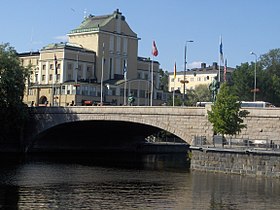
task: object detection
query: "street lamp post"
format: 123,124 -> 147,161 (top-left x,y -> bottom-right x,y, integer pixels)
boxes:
183,40 -> 194,106
250,51 -> 257,102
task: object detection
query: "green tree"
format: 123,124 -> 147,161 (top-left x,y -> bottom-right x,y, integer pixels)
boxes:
207,83 -> 249,140
259,49 -> 280,106
167,93 -> 182,106
231,62 -> 254,101
232,49 -> 280,106
188,84 -> 211,104
0,43 -> 29,141
159,69 -> 169,92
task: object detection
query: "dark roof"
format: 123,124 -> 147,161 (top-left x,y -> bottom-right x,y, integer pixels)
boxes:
17,51 -> 40,57
169,62 -> 235,75
138,56 -> 159,64
41,42 -> 95,54
69,9 -> 124,34
170,69 -> 219,76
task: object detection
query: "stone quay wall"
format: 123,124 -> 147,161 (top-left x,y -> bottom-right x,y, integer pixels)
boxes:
191,148 -> 280,178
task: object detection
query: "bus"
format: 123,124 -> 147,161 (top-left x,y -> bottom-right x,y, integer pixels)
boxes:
240,101 -> 275,108
196,101 -> 275,108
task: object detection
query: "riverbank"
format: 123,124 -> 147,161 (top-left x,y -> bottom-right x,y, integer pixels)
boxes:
190,146 -> 280,178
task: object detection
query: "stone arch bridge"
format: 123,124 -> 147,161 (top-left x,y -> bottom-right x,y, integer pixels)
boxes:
25,106 -> 280,151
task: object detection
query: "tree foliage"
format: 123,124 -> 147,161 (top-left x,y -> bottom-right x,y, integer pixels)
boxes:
232,48 -> 280,106
207,83 -> 249,137
186,84 -> 211,106
159,69 -> 169,92
0,43 -> 29,141
231,62 -> 254,101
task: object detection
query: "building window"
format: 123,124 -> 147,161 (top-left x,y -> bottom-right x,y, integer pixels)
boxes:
42,64 -> 46,70
68,63 -> 72,70
190,78 -> 194,82
50,64 -> 53,70
110,58 -> 113,79
137,73 -> 141,79
57,63 -> 61,69
89,86 -> 96,96
57,74 -> 60,81
130,89 -> 138,97
144,74 -> 148,80
111,88 -> 116,96
42,75 -> 45,81
171,78 -> 174,82
156,92 -> 162,100
139,90 -> 145,98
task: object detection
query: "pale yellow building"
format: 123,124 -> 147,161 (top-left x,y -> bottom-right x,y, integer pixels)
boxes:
21,43 -> 97,106
19,9 -> 165,106
168,62 -> 234,93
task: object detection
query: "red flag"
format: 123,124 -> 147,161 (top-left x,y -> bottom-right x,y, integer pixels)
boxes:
152,41 -> 158,57
224,59 -> 227,82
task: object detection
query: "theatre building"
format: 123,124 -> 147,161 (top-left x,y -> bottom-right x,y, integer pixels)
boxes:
19,9 -> 165,106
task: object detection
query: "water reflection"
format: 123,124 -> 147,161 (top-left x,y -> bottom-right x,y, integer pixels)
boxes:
0,154 -> 280,209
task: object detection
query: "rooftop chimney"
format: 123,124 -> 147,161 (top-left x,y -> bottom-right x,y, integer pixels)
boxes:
201,62 -> 206,69
212,62 -> 218,70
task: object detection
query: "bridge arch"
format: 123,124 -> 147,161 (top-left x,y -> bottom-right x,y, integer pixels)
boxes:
25,106 -> 280,152
26,106 -> 212,146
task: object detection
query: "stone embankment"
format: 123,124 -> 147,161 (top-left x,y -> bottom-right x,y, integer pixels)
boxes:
191,147 -> 280,178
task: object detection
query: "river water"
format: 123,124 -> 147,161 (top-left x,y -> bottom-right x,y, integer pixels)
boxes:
1,153 -> 280,210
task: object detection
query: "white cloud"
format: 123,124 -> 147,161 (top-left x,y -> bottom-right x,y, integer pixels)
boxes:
187,61 -> 203,69
53,35 -> 68,42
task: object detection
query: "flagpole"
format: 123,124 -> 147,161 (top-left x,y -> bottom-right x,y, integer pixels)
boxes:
150,57 -> 154,106
173,80 -> 175,106
218,37 -> 221,83
52,54 -> 57,106
173,62 -> 176,106
54,55 -> 57,106
100,43 -> 104,106
123,60 -> 127,105
124,77 -> 127,105
218,60 -> 221,83
151,40 -> 158,106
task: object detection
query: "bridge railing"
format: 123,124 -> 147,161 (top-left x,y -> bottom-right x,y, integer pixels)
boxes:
191,135 -> 280,151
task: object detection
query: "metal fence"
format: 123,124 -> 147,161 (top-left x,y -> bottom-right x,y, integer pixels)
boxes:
191,135 -> 280,151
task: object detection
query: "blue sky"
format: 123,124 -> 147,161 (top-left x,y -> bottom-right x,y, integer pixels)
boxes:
1,0 -> 280,72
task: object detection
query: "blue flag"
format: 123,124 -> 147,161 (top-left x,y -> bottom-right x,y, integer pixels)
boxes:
123,62 -> 127,80
219,37 -> 224,64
